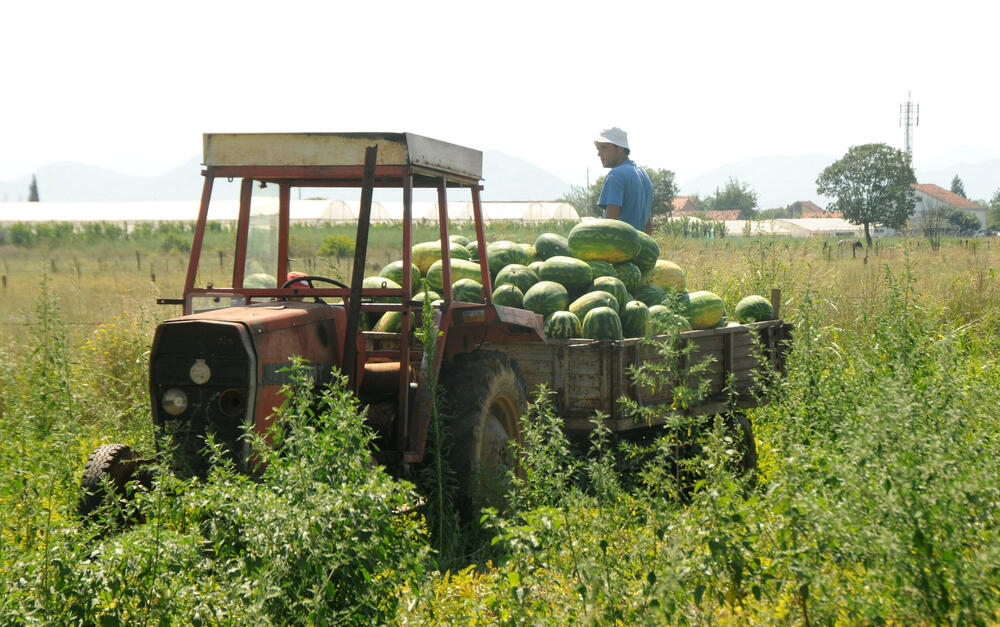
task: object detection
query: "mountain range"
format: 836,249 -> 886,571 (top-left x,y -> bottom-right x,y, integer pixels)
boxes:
2,151 -> 997,209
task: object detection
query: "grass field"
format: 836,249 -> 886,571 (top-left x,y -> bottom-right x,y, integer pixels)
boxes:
2,225 -> 999,624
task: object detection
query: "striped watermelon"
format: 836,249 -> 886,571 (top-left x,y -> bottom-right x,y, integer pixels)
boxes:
543,310 -> 583,339
613,262 -> 642,293
632,231 -> 660,273
522,281 -> 569,317
642,260 -> 685,291
492,284 -> 524,308
379,260 -> 421,293
569,290 -> 620,319
452,278 -> 484,303
426,258 -> 483,292
412,240 -> 471,275
466,240 -> 484,261
590,276 -> 630,310
620,300 -> 650,338
487,241 -> 531,276
632,284 -> 666,307
686,291 -> 725,329
648,305 -> 692,335
528,260 -> 544,275
534,232 -> 571,260
568,219 -> 641,262
735,295 -> 774,323
539,256 -> 593,295
494,264 -> 540,294
582,306 -> 624,341
373,310 -> 402,332
587,260 -> 617,279
449,234 -> 471,247
411,289 -> 441,302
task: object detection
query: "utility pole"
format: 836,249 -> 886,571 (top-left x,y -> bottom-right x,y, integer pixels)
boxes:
899,91 -> 919,160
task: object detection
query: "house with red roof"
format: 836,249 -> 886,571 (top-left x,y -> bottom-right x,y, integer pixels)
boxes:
911,183 -> 988,229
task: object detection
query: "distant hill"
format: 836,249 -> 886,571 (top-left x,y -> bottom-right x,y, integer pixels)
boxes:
0,151 -> 573,204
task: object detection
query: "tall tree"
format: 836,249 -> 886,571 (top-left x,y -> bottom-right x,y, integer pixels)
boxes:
951,174 -> 967,198
816,144 -> 916,247
644,167 -> 677,216
706,177 -> 758,218
987,188 -> 1000,231
28,174 -> 39,202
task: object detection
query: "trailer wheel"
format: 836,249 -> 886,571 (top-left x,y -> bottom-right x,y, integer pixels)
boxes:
440,351 -> 527,517
77,443 -> 142,522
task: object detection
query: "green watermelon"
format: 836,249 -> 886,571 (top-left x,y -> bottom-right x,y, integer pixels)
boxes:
539,256 -> 594,295
452,278 -> 484,303
534,232 -> 571,260
642,259 -> 685,291
587,260 -> 617,279
582,306 -> 624,341
379,260 -> 421,293
494,264 -> 540,294
613,262 -> 642,293
362,276 -> 402,300
522,281 -> 569,317
633,231 -> 660,273
373,310 -> 402,332
569,290 -> 620,319
632,284 -> 667,307
735,295 -> 774,323
528,260 -> 544,275
449,234 -> 471,247
487,241 -> 531,277
411,289 -> 441,302
590,276 -> 630,310
620,300 -> 650,338
411,240 -> 471,275
517,243 -> 536,260
426,258 -> 483,292
686,291 -> 725,329
492,284 -> 524,308
543,310 -> 583,339
568,219 -> 641,263
648,305 -> 692,335
466,240 -> 483,261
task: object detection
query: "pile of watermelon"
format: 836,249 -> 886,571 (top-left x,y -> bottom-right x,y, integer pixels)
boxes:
367,221 -> 775,340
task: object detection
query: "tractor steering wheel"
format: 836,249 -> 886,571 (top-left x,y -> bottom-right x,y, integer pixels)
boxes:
280,275 -> 349,303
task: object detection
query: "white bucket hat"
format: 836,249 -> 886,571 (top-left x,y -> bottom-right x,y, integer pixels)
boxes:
594,127 -> 629,149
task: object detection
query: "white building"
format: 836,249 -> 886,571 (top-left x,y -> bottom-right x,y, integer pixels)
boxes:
911,183 -> 988,229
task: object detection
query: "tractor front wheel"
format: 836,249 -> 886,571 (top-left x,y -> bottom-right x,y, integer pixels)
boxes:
78,443 -> 143,522
439,351 -> 527,518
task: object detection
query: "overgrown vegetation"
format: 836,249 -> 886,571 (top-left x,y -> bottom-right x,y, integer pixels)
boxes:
2,231 -> 1000,623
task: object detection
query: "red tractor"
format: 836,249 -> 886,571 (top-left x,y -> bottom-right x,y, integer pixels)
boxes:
80,132 -> 790,516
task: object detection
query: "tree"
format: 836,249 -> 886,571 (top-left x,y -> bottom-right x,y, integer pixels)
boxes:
815,143 -> 916,247
988,188 -> 1000,231
560,176 -> 604,218
644,168 -> 678,216
28,174 -> 39,202
950,175 -> 967,198
705,177 -> 758,219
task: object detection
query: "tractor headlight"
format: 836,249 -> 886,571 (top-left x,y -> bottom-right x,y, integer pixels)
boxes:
162,388 -> 189,416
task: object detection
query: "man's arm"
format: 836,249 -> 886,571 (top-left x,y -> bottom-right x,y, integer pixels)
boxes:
604,205 -> 620,220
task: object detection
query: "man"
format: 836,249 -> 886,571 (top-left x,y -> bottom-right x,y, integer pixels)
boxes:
594,127 -> 653,233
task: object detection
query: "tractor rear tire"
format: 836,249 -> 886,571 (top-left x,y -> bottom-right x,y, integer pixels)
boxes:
78,443 -> 141,522
439,351 -> 527,518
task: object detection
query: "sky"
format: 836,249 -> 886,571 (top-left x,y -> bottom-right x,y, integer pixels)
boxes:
2,0 -> 999,190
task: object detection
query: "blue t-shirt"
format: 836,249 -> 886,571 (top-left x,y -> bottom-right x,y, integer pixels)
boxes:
598,159 -> 653,231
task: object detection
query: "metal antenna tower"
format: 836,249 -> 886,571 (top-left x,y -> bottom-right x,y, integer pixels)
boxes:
899,91 -> 919,159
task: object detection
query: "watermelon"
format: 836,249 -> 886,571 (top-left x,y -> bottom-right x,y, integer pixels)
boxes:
452,278 -> 484,303
590,276 -> 630,310
648,305 -> 692,335
569,290 -> 620,319
362,276 -> 402,300
528,260 -> 544,275
686,291 -> 725,329
642,259 -> 685,291
494,264 -> 540,294
411,289 -> 441,302
373,310 -> 402,332
568,219 -> 641,263
613,262 -> 642,293
466,240 -> 483,261
522,281 -> 569,317
379,260 -> 421,293
487,241 -> 531,277
539,256 -> 594,295
661,289 -> 690,317
735,295 -> 774,323
632,284 -> 667,307
534,232 -> 571,260
517,243 -> 536,260
426,258 -> 483,292
492,284 -> 524,308
449,234 -> 471,247
587,260 -> 617,279
633,231 -> 660,273
620,300 -> 650,338
412,240 -> 471,275
543,310 -> 583,339
582,306 -> 623,341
